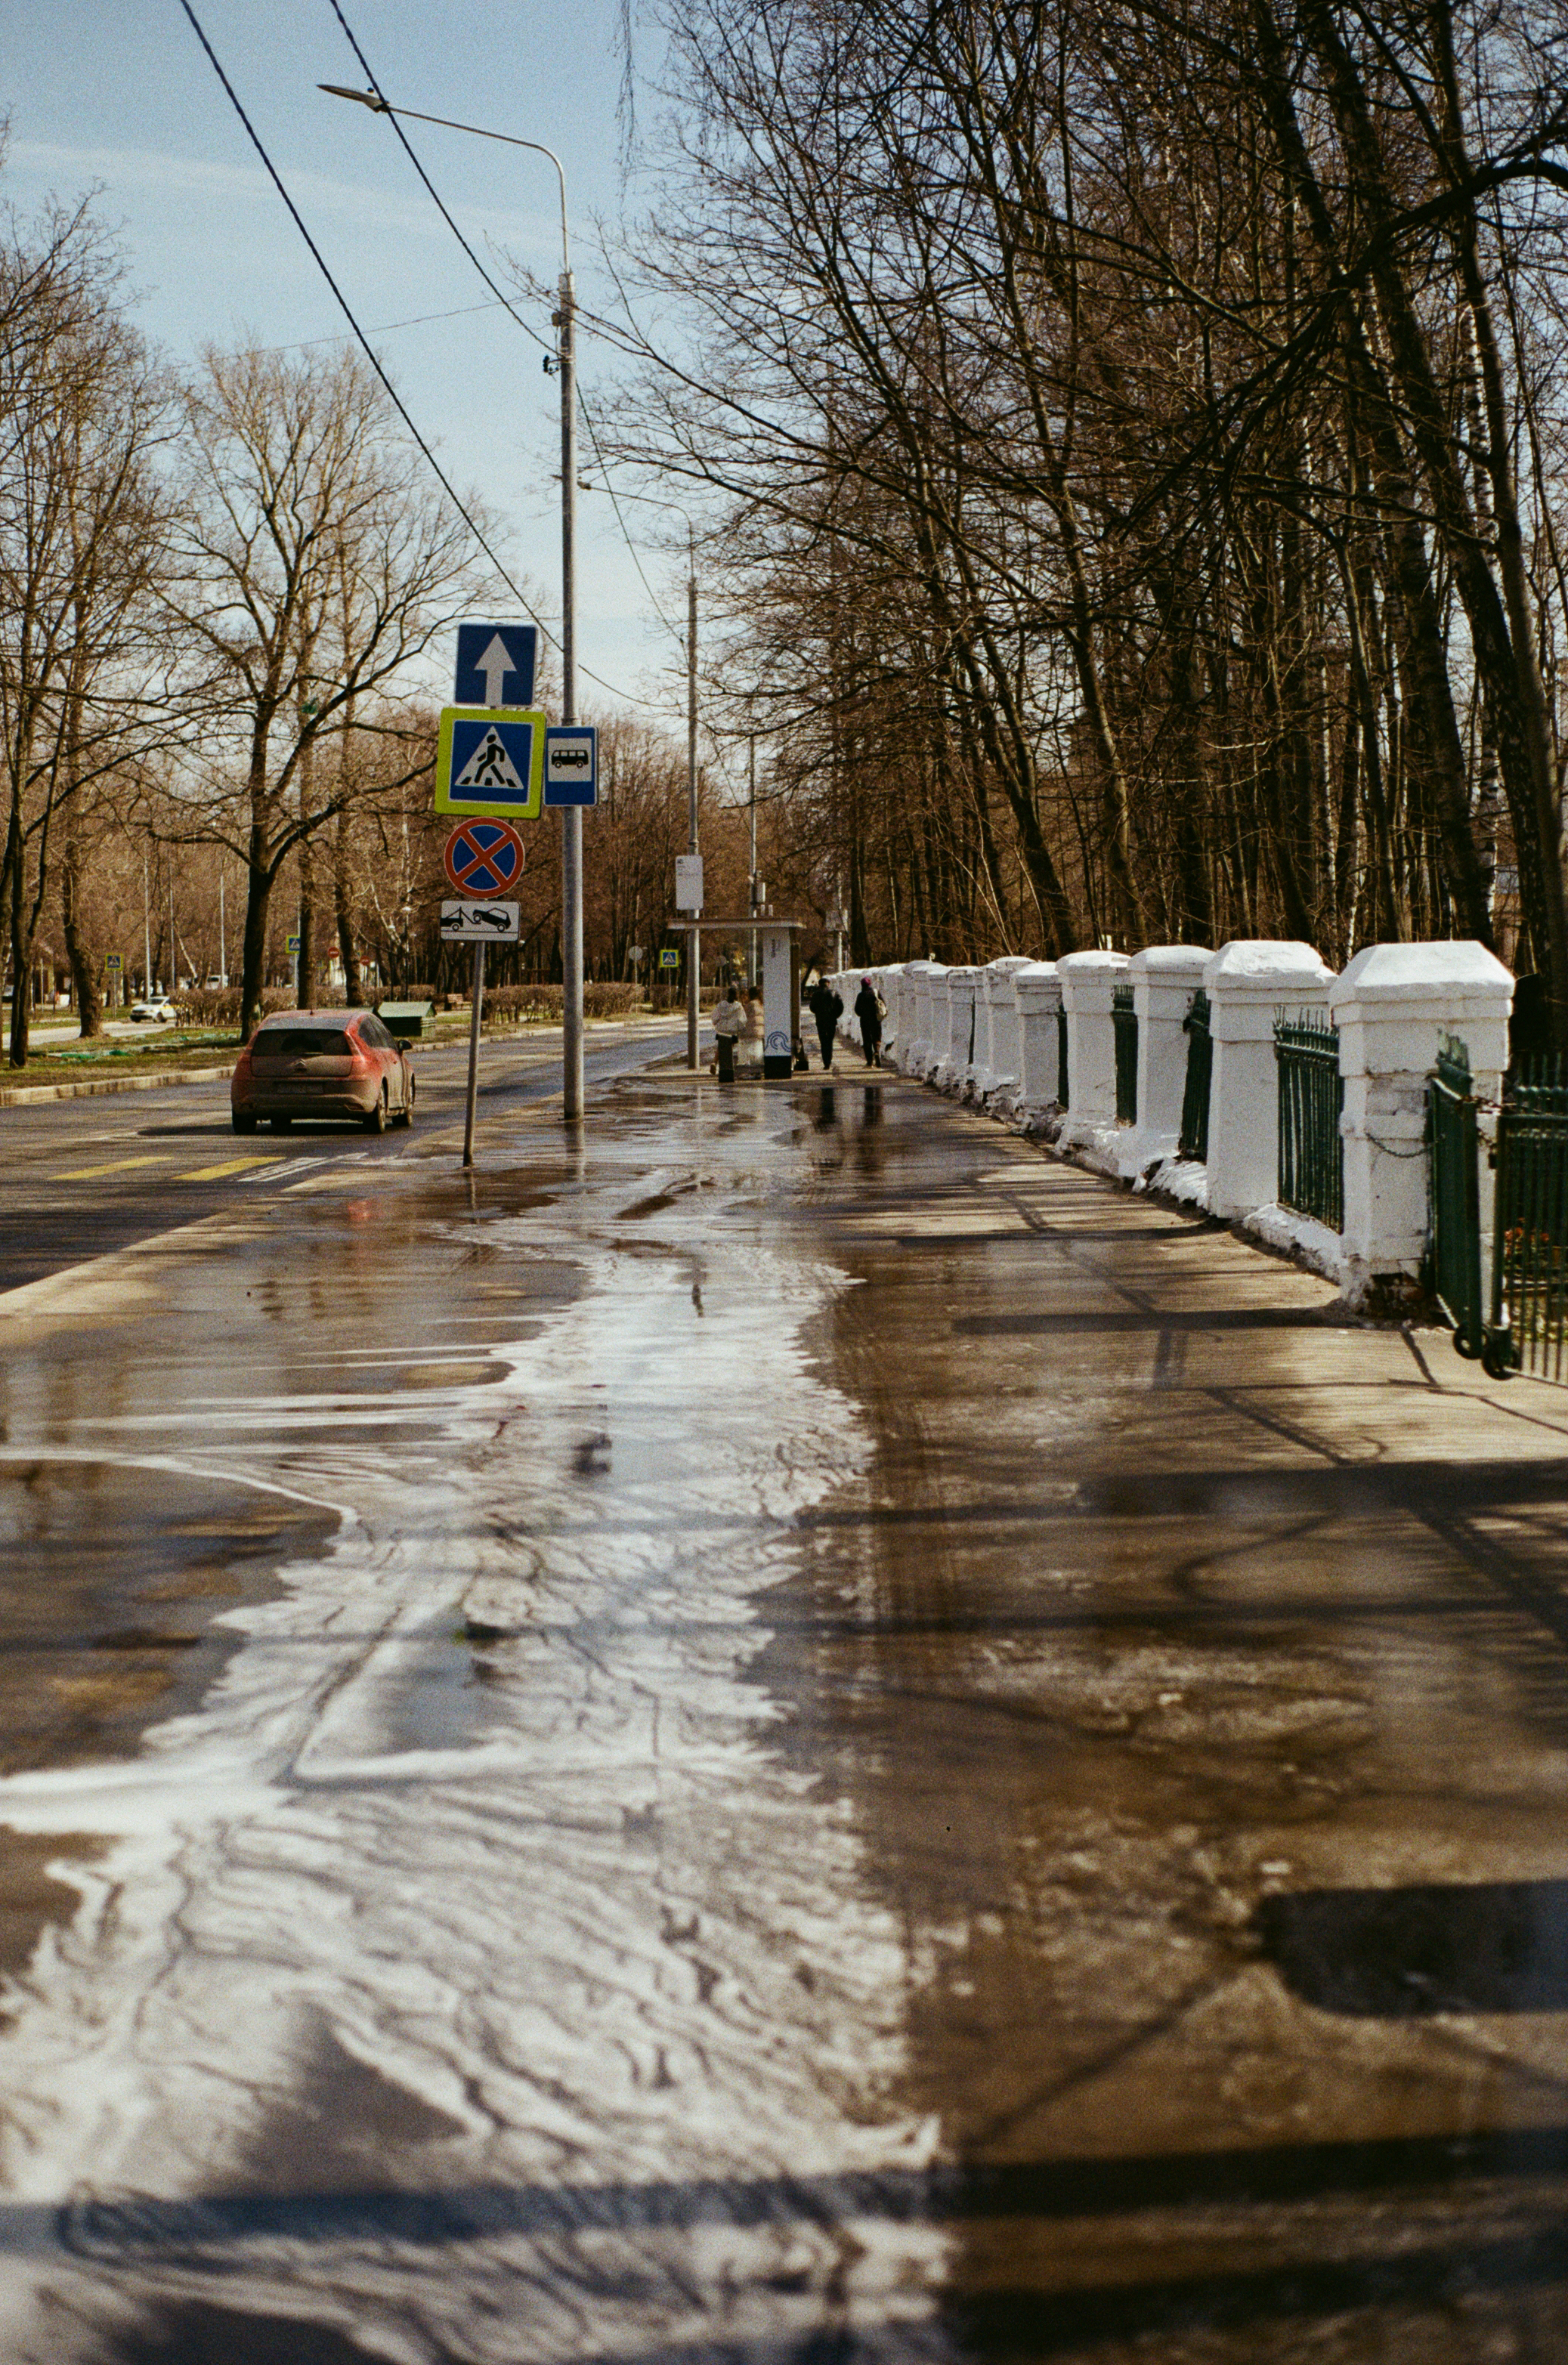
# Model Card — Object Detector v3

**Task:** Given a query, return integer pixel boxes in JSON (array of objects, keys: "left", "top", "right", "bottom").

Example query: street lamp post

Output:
[
  {"left": 557, "top": 267, "right": 583, "bottom": 1120},
  {"left": 580, "top": 481, "right": 702, "bottom": 1066},
  {"left": 319, "top": 82, "right": 583, "bottom": 1121},
  {"left": 685, "top": 532, "right": 698, "bottom": 1072}
]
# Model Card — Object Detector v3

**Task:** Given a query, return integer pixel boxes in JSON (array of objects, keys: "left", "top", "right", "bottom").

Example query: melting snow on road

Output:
[{"left": 0, "top": 1192, "right": 948, "bottom": 2361}]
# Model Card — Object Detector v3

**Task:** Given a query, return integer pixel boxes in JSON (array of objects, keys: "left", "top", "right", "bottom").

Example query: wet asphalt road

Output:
[
  {"left": 0, "top": 1022, "right": 688, "bottom": 1292},
  {"left": 0, "top": 1064, "right": 1566, "bottom": 2360}
]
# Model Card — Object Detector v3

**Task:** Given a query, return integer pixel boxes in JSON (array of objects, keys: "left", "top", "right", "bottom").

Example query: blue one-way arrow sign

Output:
[{"left": 454, "top": 623, "right": 537, "bottom": 710}]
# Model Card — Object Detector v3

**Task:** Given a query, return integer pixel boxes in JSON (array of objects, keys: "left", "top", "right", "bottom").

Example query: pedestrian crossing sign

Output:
[{"left": 434, "top": 706, "right": 546, "bottom": 820}]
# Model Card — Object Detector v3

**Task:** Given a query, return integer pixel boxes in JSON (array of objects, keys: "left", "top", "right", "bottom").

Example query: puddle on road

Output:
[{"left": 0, "top": 1085, "right": 950, "bottom": 2364}]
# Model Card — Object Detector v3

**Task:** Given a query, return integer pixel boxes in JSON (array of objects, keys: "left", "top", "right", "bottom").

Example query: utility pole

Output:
[
  {"left": 218, "top": 871, "right": 227, "bottom": 988},
  {"left": 559, "top": 267, "right": 583, "bottom": 1124},
  {"left": 317, "top": 84, "right": 581, "bottom": 1127},
  {"left": 143, "top": 855, "right": 152, "bottom": 998},
  {"left": 749, "top": 734, "right": 759, "bottom": 988},
  {"left": 687, "top": 543, "right": 699, "bottom": 1071}
]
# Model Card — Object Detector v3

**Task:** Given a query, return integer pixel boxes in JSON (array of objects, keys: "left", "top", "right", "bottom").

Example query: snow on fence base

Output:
[
  {"left": 833, "top": 941, "right": 1520, "bottom": 1317},
  {"left": 1055, "top": 950, "right": 1132, "bottom": 1172}
]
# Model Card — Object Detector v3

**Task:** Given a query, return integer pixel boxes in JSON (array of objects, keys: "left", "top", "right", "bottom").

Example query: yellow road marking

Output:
[
  {"left": 176, "top": 1154, "right": 287, "bottom": 1182},
  {"left": 51, "top": 1154, "right": 172, "bottom": 1181}
]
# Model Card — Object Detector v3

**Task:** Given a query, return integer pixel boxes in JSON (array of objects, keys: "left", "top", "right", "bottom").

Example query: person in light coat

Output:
[
  {"left": 740, "top": 987, "right": 765, "bottom": 1070},
  {"left": 711, "top": 985, "right": 744, "bottom": 1081}
]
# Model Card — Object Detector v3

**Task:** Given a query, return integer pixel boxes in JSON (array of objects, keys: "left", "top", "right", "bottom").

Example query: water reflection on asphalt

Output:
[{"left": 0, "top": 1073, "right": 1564, "bottom": 2359}]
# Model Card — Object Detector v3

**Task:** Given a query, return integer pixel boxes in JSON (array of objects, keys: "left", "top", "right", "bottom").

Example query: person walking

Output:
[
  {"left": 807, "top": 975, "right": 843, "bottom": 1071},
  {"left": 853, "top": 975, "right": 886, "bottom": 1068},
  {"left": 740, "top": 985, "right": 765, "bottom": 1071},
  {"left": 711, "top": 982, "right": 745, "bottom": 1081}
]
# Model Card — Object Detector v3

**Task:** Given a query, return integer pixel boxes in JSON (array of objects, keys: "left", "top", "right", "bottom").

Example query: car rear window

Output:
[{"left": 253, "top": 1028, "right": 354, "bottom": 1058}]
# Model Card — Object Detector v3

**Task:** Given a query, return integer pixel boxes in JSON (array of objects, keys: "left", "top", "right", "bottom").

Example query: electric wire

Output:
[
  {"left": 257, "top": 298, "right": 504, "bottom": 357},
  {"left": 325, "top": 0, "right": 689, "bottom": 659},
  {"left": 177, "top": 0, "right": 654, "bottom": 710}
]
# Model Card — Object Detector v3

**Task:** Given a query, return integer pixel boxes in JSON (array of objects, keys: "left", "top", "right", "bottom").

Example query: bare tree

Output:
[
  {"left": 166, "top": 345, "right": 480, "bottom": 1037},
  {"left": 0, "top": 196, "right": 171, "bottom": 1064}
]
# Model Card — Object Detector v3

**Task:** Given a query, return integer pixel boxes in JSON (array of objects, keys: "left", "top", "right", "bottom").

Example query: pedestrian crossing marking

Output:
[
  {"left": 51, "top": 1154, "right": 171, "bottom": 1180},
  {"left": 176, "top": 1153, "right": 288, "bottom": 1182},
  {"left": 454, "top": 727, "right": 524, "bottom": 793}
]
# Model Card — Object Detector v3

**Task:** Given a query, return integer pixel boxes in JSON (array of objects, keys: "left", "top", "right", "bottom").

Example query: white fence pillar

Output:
[
  {"left": 976, "top": 957, "right": 1033, "bottom": 1101},
  {"left": 873, "top": 966, "right": 903, "bottom": 1065},
  {"left": 905, "top": 962, "right": 946, "bottom": 1076},
  {"left": 1126, "top": 944, "right": 1212, "bottom": 1173},
  {"left": 1057, "top": 951, "right": 1130, "bottom": 1146},
  {"left": 1205, "top": 941, "right": 1334, "bottom": 1220},
  {"left": 1012, "top": 963, "right": 1062, "bottom": 1117},
  {"left": 1331, "top": 941, "right": 1513, "bottom": 1288},
  {"left": 926, "top": 968, "right": 957, "bottom": 1080},
  {"left": 936, "top": 966, "right": 981, "bottom": 1090}
]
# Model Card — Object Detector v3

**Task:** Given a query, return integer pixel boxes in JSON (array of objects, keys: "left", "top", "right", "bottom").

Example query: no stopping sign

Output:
[{"left": 443, "top": 818, "right": 525, "bottom": 897}]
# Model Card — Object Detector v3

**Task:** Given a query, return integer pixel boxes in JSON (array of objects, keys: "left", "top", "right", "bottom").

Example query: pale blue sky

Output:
[{"left": 4, "top": 1, "right": 697, "bottom": 721}]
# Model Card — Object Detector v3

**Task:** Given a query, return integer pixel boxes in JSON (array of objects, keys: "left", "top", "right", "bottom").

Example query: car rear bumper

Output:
[{"left": 233, "top": 1084, "right": 379, "bottom": 1119}]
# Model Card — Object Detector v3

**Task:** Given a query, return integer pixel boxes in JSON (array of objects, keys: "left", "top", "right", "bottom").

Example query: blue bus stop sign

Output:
[{"left": 543, "top": 726, "right": 598, "bottom": 807}]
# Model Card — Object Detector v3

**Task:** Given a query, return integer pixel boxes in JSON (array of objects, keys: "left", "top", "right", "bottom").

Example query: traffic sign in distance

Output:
[
  {"left": 454, "top": 623, "right": 537, "bottom": 710},
  {"left": 659, "top": 948, "right": 680, "bottom": 968},
  {"left": 105, "top": 953, "right": 122, "bottom": 971},
  {"left": 441, "top": 899, "right": 520, "bottom": 942},
  {"left": 286, "top": 934, "right": 302, "bottom": 954},
  {"left": 543, "top": 725, "right": 598, "bottom": 808},
  {"left": 435, "top": 706, "right": 545, "bottom": 820},
  {"left": 444, "top": 818, "right": 525, "bottom": 898}
]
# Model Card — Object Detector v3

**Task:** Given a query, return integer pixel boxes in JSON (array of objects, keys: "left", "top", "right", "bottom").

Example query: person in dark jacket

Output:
[
  {"left": 853, "top": 977, "right": 885, "bottom": 1067},
  {"left": 807, "top": 978, "right": 843, "bottom": 1070}
]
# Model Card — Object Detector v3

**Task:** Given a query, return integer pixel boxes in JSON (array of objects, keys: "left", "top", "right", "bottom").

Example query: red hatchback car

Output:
[{"left": 231, "top": 1010, "right": 416, "bottom": 1135}]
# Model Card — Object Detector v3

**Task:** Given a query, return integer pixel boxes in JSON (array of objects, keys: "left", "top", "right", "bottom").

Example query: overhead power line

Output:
[
  {"left": 176, "top": 0, "right": 653, "bottom": 711},
  {"left": 325, "top": 0, "right": 690, "bottom": 662}
]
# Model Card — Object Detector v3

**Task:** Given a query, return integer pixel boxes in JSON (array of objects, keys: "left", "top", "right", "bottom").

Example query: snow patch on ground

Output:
[
  {"left": 1236, "top": 1200, "right": 1347, "bottom": 1282},
  {"left": 1138, "top": 1157, "right": 1211, "bottom": 1209},
  {"left": 0, "top": 1166, "right": 948, "bottom": 2361}
]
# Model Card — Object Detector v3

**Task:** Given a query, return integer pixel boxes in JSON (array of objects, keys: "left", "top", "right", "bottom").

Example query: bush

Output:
[
  {"left": 469, "top": 982, "right": 644, "bottom": 1025},
  {"left": 176, "top": 985, "right": 347, "bottom": 1029},
  {"left": 484, "top": 985, "right": 562, "bottom": 1022},
  {"left": 586, "top": 982, "right": 640, "bottom": 1019}
]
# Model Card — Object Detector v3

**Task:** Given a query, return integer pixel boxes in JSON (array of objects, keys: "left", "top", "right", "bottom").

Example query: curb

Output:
[{"left": 0, "top": 1063, "right": 235, "bottom": 1108}]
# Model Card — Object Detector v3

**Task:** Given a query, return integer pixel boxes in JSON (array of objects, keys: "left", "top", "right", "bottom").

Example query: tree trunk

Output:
[
  {"left": 61, "top": 819, "right": 103, "bottom": 1037},
  {"left": 240, "top": 824, "right": 271, "bottom": 1042},
  {"left": 334, "top": 799, "right": 363, "bottom": 1007},
  {"left": 5, "top": 807, "right": 29, "bottom": 1069}
]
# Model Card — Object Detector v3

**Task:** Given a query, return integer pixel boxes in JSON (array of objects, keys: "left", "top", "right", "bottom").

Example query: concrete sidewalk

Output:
[{"left": 0, "top": 1062, "right": 1563, "bottom": 2360}]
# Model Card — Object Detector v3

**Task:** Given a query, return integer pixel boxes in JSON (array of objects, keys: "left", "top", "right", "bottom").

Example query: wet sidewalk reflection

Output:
[{"left": 0, "top": 1071, "right": 1565, "bottom": 2358}]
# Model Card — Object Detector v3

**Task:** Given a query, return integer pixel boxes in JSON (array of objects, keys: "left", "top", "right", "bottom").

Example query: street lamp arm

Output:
[{"left": 317, "top": 85, "right": 570, "bottom": 271}]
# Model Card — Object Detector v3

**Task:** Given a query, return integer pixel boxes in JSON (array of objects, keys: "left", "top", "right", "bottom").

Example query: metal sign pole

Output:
[
  {"left": 463, "top": 942, "right": 486, "bottom": 1167},
  {"left": 455, "top": 633, "right": 521, "bottom": 1171},
  {"left": 559, "top": 267, "right": 584, "bottom": 1124},
  {"left": 687, "top": 555, "right": 699, "bottom": 1071}
]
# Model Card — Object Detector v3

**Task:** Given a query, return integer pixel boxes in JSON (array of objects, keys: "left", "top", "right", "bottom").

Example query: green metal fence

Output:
[
  {"left": 1425, "top": 1035, "right": 1486, "bottom": 1359},
  {"left": 1056, "top": 1002, "right": 1069, "bottom": 1106},
  {"left": 1275, "top": 1012, "right": 1344, "bottom": 1229},
  {"left": 1489, "top": 1056, "right": 1568, "bottom": 1382},
  {"left": 1179, "top": 989, "right": 1212, "bottom": 1161},
  {"left": 1112, "top": 983, "right": 1137, "bottom": 1124}
]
